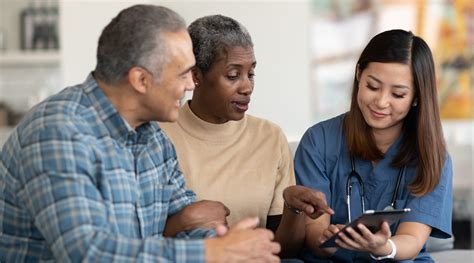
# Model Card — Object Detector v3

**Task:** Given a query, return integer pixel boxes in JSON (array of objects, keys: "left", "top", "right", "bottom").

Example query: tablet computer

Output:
[{"left": 319, "top": 208, "right": 411, "bottom": 248}]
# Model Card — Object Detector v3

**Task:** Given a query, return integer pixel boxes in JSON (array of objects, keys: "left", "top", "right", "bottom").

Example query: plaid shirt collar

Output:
[{"left": 82, "top": 73, "right": 160, "bottom": 146}]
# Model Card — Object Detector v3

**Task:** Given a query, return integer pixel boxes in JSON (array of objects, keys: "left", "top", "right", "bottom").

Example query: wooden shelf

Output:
[{"left": 0, "top": 50, "right": 60, "bottom": 66}]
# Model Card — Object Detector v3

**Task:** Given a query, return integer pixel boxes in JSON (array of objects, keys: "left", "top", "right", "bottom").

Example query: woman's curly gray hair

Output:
[{"left": 188, "top": 15, "right": 253, "bottom": 73}]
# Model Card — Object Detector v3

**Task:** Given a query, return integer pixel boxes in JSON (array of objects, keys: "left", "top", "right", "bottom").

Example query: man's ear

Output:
[{"left": 128, "top": 67, "right": 149, "bottom": 94}]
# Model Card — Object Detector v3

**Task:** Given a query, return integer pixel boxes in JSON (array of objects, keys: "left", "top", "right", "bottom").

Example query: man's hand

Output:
[
  {"left": 205, "top": 217, "right": 281, "bottom": 262},
  {"left": 163, "top": 200, "right": 229, "bottom": 237},
  {"left": 283, "top": 185, "right": 334, "bottom": 218}
]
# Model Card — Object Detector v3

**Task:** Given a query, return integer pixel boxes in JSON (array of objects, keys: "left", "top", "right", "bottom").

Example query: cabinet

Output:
[
  {"left": 0, "top": 50, "right": 60, "bottom": 67},
  {"left": 0, "top": 0, "right": 61, "bottom": 146},
  {"left": 0, "top": 0, "right": 59, "bottom": 52}
]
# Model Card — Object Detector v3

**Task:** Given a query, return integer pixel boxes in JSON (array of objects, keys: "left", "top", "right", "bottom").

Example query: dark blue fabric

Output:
[{"left": 294, "top": 114, "right": 453, "bottom": 262}]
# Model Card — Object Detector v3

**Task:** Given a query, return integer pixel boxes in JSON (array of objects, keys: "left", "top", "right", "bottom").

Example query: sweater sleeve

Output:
[{"left": 268, "top": 128, "right": 296, "bottom": 216}]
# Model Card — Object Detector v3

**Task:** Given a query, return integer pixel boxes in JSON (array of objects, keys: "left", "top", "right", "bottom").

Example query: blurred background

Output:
[{"left": 0, "top": 0, "right": 473, "bottom": 249}]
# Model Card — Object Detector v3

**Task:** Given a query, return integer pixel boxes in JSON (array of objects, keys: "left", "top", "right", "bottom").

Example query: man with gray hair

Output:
[{"left": 0, "top": 5, "right": 280, "bottom": 262}]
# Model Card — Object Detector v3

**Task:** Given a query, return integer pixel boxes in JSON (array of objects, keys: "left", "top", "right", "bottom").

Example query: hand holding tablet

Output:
[{"left": 319, "top": 208, "right": 411, "bottom": 248}]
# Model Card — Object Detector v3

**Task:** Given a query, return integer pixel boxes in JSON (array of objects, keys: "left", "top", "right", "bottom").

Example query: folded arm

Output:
[{"left": 17, "top": 130, "right": 207, "bottom": 262}]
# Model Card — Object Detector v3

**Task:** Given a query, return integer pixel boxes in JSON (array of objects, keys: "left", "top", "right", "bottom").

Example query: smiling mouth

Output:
[{"left": 370, "top": 109, "right": 388, "bottom": 118}]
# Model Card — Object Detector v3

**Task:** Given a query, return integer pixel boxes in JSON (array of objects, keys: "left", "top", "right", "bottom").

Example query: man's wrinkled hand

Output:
[{"left": 205, "top": 217, "right": 281, "bottom": 262}]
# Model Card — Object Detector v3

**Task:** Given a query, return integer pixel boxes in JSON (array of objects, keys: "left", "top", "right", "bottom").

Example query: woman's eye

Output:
[
  {"left": 393, "top": 93, "right": 405, "bottom": 99},
  {"left": 248, "top": 73, "right": 255, "bottom": 80},
  {"left": 227, "top": 74, "right": 239, "bottom": 80},
  {"left": 366, "top": 84, "right": 378, "bottom": 90}
]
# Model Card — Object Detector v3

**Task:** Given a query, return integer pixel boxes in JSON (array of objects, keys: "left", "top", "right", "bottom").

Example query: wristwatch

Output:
[{"left": 370, "top": 239, "right": 397, "bottom": 260}]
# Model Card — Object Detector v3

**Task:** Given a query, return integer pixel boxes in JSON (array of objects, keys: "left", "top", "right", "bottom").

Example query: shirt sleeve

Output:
[
  {"left": 16, "top": 126, "right": 206, "bottom": 263},
  {"left": 294, "top": 125, "right": 332, "bottom": 205},
  {"left": 168, "top": 153, "right": 216, "bottom": 239},
  {"left": 155, "top": 130, "right": 216, "bottom": 239},
  {"left": 401, "top": 154, "right": 453, "bottom": 238},
  {"left": 268, "top": 129, "right": 296, "bottom": 216}
]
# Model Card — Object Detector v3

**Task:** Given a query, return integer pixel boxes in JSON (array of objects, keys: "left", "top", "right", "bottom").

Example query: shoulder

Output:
[
  {"left": 245, "top": 114, "right": 285, "bottom": 138},
  {"left": 158, "top": 121, "right": 180, "bottom": 136},
  {"left": 301, "top": 113, "right": 346, "bottom": 144},
  {"left": 431, "top": 152, "right": 453, "bottom": 191},
  {"left": 16, "top": 86, "right": 93, "bottom": 146},
  {"left": 154, "top": 124, "right": 179, "bottom": 160},
  {"left": 443, "top": 153, "right": 453, "bottom": 170},
  {"left": 157, "top": 121, "right": 185, "bottom": 152},
  {"left": 439, "top": 152, "right": 453, "bottom": 185},
  {"left": 245, "top": 115, "right": 290, "bottom": 149}
]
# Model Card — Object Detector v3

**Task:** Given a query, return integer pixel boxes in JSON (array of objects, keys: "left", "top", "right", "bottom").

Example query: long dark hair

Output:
[{"left": 343, "top": 29, "right": 446, "bottom": 196}]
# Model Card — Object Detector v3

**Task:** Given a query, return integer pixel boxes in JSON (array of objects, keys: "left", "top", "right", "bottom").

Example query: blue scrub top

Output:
[{"left": 294, "top": 114, "right": 453, "bottom": 262}]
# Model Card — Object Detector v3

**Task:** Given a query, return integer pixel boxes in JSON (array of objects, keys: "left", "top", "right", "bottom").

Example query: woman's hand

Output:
[
  {"left": 283, "top": 185, "right": 334, "bottom": 218},
  {"left": 318, "top": 223, "right": 345, "bottom": 255},
  {"left": 334, "top": 221, "right": 392, "bottom": 255},
  {"left": 163, "top": 200, "right": 230, "bottom": 237}
]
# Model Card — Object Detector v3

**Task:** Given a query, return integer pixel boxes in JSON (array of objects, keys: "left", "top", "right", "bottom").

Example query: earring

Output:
[
  {"left": 194, "top": 82, "right": 199, "bottom": 87},
  {"left": 412, "top": 101, "right": 418, "bottom": 107}
]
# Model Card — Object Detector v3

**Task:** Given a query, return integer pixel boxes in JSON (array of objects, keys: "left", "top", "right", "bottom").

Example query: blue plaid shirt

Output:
[{"left": 0, "top": 74, "right": 212, "bottom": 262}]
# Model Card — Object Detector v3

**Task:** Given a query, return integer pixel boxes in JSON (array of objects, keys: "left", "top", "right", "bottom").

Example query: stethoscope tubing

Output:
[{"left": 346, "top": 156, "right": 405, "bottom": 222}]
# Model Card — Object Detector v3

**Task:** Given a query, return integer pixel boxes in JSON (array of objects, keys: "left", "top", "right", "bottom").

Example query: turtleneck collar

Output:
[{"left": 177, "top": 101, "right": 247, "bottom": 142}]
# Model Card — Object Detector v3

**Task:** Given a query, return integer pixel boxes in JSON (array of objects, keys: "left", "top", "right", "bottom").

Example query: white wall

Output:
[{"left": 60, "top": 0, "right": 312, "bottom": 140}]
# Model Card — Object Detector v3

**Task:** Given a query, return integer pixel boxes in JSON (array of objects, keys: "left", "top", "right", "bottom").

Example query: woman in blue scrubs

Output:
[{"left": 294, "top": 29, "right": 452, "bottom": 262}]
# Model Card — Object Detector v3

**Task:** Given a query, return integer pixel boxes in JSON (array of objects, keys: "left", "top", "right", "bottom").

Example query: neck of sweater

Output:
[{"left": 178, "top": 101, "right": 247, "bottom": 142}]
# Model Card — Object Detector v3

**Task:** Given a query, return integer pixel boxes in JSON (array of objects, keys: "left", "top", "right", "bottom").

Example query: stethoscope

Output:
[{"left": 346, "top": 156, "right": 406, "bottom": 222}]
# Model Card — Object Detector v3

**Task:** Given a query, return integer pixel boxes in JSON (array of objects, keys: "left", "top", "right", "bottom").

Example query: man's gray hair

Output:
[
  {"left": 94, "top": 5, "right": 186, "bottom": 84},
  {"left": 188, "top": 15, "right": 253, "bottom": 73}
]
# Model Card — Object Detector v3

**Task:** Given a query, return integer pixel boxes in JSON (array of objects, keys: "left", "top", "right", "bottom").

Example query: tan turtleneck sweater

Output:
[{"left": 159, "top": 102, "right": 295, "bottom": 227}]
